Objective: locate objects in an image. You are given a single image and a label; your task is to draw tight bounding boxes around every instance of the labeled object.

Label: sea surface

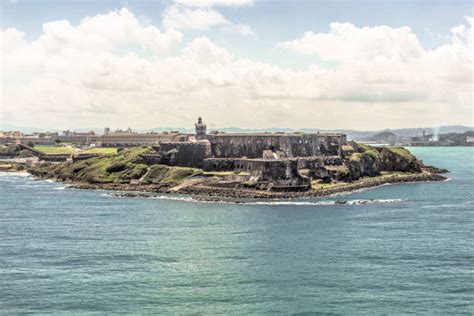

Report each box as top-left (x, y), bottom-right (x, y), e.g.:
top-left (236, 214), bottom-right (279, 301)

top-left (0, 147), bottom-right (473, 314)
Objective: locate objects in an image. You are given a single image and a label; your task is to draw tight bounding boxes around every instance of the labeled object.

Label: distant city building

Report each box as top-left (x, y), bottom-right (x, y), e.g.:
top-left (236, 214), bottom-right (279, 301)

top-left (99, 128), bottom-right (184, 147)
top-left (0, 131), bottom-right (23, 138)
top-left (58, 130), bottom-right (97, 143)
top-left (0, 131), bottom-right (57, 145)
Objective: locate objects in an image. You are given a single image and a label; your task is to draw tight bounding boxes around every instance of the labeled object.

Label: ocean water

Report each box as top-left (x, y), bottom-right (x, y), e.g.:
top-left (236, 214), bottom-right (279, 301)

top-left (0, 147), bottom-right (472, 314)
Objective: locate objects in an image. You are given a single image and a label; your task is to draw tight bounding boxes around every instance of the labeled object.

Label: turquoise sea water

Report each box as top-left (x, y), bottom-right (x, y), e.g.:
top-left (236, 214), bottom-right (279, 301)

top-left (0, 147), bottom-right (473, 314)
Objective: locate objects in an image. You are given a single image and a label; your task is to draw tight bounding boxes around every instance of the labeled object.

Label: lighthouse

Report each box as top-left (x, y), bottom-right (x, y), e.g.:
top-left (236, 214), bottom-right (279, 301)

top-left (195, 117), bottom-right (207, 139)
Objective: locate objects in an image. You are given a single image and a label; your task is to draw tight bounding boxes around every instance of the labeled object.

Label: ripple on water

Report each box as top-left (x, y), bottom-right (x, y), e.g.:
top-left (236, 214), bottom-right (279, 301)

top-left (0, 148), bottom-right (473, 314)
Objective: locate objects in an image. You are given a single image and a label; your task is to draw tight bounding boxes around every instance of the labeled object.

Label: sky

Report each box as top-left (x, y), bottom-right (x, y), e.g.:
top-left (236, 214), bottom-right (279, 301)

top-left (0, 0), bottom-right (473, 131)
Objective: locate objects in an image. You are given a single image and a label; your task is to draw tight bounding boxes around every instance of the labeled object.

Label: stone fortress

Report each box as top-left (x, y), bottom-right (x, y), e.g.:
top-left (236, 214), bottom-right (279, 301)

top-left (0, 117), bottom-right (347, 192)
top-left (142, 117), bottom-right (347, 191)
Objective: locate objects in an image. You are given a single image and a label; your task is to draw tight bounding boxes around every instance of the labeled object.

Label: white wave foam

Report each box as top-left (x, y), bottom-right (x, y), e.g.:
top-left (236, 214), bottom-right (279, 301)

top-left (0, 171), bottom-right (31, 177)
top-left (102, 192), bottom-right (403, 206)
top-left (246, 199), bottom-right (403, 206)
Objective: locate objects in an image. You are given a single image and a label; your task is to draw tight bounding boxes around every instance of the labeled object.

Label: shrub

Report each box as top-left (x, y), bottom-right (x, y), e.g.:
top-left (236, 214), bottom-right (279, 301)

top-left (365, 150), bottom-right (379, 160)
top-left (350, 153), bottom-right (362, 161)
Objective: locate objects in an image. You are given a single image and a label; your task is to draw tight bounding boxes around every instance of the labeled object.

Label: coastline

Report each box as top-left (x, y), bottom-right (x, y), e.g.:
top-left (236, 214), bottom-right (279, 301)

top-left (176, 172), bottom-right (447, 199)
top-left (25, 170), bottom-right (447, 200)
top-left (0, 142), bottom-right (450, 201)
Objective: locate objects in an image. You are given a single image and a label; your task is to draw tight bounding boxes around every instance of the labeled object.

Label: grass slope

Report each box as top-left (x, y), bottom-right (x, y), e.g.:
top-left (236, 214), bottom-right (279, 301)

top-left (30, 147), bottom-right (201, 185)
top-left (82, 147), bottom-right (118, 155)
top-left (35, 146), bottom-right (73, 154)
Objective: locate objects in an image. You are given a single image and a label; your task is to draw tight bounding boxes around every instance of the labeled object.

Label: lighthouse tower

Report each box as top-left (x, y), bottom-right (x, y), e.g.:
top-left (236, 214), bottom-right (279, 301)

top-left (195, 117), bottom-right (207, 139)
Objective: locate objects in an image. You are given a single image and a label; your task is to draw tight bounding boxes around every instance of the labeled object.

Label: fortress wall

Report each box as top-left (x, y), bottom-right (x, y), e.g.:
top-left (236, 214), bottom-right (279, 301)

top-left (207, 134), bottom-right (346, 158)
top-left (203, 158), bottom-right (236, 171)
top-left (100, 133), bottom-right (184, 147)
top-left (204, 158), bottom-right (289, 174)
top-left (289, 135), bottom-right (321, 157)
top-left (297, 156), bottom-right (324, 169)
top-left (39, 154), bottom-right (70, 162)
top-left (141, 154), bottom-right (162, 165)
top-left (203, 158), bottom-right (309, 188)
top-left (242, 159), bottom-right (310, 189)
top-left (317, 135), bottom-right (347, 156)
top-left (160, 142), bottom-right (209, 168)
top-left (207, 135), bottom-right (285, 158)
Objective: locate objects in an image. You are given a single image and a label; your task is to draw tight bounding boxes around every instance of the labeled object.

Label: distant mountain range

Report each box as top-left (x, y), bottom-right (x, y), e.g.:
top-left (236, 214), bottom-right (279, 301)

top-left (1, 123), bottom-right (473, 141)
top-left (151, 125), bottom-right (474, 140)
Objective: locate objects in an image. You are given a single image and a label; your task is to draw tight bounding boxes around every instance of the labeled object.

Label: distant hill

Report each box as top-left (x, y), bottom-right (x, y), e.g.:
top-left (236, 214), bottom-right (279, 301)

top-left (366, 131), bottom-right (397, 142)
top-left (374, 126), bottom-right (474, 137)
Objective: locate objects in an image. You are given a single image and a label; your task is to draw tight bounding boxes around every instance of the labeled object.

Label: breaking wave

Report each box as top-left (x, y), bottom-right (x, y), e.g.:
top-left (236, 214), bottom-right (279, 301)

top-left (0, 171), bottom-right (31, 177)
top-left (243, 199), bottom-right (403, 206)
top-left (102, 192), bottom-right (403, 206)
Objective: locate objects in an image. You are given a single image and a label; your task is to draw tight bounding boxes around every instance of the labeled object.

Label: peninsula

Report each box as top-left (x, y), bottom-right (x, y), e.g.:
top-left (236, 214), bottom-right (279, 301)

top-left (1, 118), bottom-right (448, 199)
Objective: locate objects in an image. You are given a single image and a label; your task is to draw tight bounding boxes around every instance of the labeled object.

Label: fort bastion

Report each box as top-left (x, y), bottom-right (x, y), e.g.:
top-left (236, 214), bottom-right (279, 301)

top-left (142, 117), bottom-right (347, 191)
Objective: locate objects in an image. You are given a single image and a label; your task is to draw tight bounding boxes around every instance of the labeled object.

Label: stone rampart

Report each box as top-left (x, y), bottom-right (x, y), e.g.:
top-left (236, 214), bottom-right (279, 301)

top-left (297, 156), bottom-right (324, 169)
top-left (100, 133), bottom-right (184, 147)
top-left (203, 157), bottom-right (310, 190)
top-left (206, 133), bottom-right (345, 159)
top-left (141, 154), bottom-right (162, 165)
top-left (159, 142), bottom-right (210, 168)
top-left (39, 154), bottom-right (70, 162)
top-left (203, 158), bottom-right (236, 171)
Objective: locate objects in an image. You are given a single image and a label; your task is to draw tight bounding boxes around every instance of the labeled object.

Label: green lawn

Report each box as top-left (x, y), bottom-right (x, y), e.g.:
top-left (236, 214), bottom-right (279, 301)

top-left (35, 146), bottom-right (73, 154)
top-left (82, 147), bottom-right (118, 155)
top-left (387, 146), bottom-right (415, 160)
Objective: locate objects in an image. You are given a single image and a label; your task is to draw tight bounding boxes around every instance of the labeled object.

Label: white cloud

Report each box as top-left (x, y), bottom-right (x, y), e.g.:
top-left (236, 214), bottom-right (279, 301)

top-left (174, 0), bottom-right (253, 8)
top-left (163, 2), bottom-right (255, 36)
top-left (34, 8), bottom-right (183, 55)
top-left (184, 37), bottom-right (233, 64)
top-left (162, 5), bottom-right (230, 30)
top-left (275, 18), bottom-right (472, 109)
top-left (277, 22), bottom-right (425, 64)
top-left (222, 23), bottom-right (256, 37)
top-left (1, 9), bottom-right (472, 130)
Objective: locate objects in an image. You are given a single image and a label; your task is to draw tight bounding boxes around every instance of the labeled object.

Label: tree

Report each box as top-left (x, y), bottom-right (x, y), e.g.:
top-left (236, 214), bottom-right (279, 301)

top-left (26, 141), bottom-right (35, 148)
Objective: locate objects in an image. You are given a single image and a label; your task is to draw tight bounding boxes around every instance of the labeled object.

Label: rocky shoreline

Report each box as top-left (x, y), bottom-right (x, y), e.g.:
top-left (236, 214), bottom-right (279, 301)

top-left (177, 172), bottom-right (447, 199)
top-left (30, 171), bottom-right (447, 200)
top-left (3, 142), bottom-right (449, 201)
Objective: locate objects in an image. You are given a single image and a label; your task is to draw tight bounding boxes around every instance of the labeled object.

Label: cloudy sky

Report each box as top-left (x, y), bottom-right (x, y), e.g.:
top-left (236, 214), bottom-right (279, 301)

top-left (1, 0), bottom-right (472, 130)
